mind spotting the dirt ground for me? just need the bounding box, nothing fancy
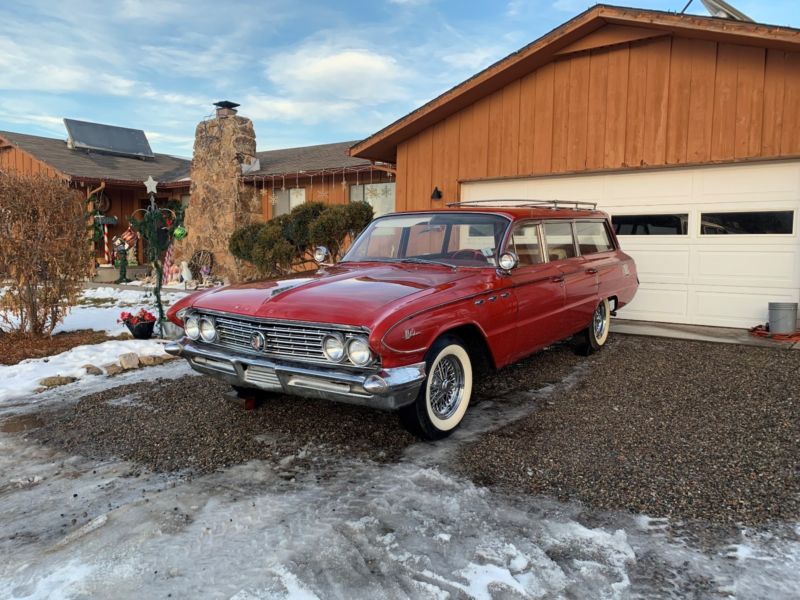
[0,329,128,365]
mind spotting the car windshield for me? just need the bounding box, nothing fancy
[341,212,510,267]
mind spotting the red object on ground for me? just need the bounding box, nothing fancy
[749,324,800,342]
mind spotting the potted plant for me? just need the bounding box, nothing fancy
[119,308,157,339]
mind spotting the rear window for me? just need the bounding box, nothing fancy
[575,221,614,254]
[699,211,794,235]
[612,214,687,235]
[543,222,576,261]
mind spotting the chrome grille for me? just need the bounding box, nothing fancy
[210,314,356,363]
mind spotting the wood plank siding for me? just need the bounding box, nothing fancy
[392,35,800,209]
[0,145,62,179]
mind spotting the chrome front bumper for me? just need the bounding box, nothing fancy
[165,338,426,410]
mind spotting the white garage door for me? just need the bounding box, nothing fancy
[462,161,800,328]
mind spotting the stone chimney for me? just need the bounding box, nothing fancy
[176,101,261,283]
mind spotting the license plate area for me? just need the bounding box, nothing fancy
[243,365,282,390]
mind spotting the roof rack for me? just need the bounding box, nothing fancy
[447,199,598,210]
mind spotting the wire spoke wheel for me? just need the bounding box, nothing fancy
[429,355,465,420]
[593,301,608,340]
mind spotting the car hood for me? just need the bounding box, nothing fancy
[188,263,479,327]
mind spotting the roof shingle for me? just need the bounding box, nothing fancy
[251,141,370,176]
[0,130,191,184]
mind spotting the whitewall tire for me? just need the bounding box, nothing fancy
[584,298,611,353]
[400,335,473,440]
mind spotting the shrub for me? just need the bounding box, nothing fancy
[228,201,374,277]
[0,172,92,336]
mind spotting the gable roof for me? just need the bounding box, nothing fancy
[249,141,370,177]
[0,130,191,185]
[350,4,800,163]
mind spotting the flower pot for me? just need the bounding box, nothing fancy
[127,320,155,340]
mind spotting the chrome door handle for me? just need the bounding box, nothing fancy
[500,292,510,298]
[586,268,598,275]
[550,275,565,283]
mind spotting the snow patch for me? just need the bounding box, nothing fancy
[0,339,169,403]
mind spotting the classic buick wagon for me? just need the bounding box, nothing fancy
[166,201,638,439]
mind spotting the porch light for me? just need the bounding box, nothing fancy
[431,187,443,200]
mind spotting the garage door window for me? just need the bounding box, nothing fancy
[699,211,794,235]
[576,221,614,254]
[612,214,688,235]
[543,222,576,261]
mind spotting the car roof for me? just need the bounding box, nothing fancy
[391,205,609,221]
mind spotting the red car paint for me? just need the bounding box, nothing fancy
[167,207,638,369]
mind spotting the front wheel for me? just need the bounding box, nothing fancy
[580,298,611,355]
[399,335,473,440]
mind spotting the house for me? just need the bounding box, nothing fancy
[246,141,395,220]
[0,116,396,280]
[351,4,800,329]
[0,125,191,267]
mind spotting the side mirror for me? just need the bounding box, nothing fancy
[313,246,331,265]
[498,251,519,272]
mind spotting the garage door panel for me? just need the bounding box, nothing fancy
[694,249,797,288]
[618,285,689,320]
[692,287,799,327]
[625,248,690,283]
[697,163,800,198]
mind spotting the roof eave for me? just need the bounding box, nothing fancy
[350,4,800,163]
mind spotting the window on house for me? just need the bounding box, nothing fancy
[575,221,614,254]
[350,182,395,217]
[699,211,794,235]
[543,222,576,261]
[273,188,306,217]
[612,214,688,235]
[509,222,543,266]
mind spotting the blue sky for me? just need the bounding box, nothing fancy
[1,0,797,157]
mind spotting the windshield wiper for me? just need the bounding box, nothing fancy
[399,257,456,270]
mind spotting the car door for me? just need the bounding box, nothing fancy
[505,221,566,359]
[543,221,598,337]
[575,219,618,308]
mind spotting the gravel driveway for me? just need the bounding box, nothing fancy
[458,335,800,527]
[2,334,798,598]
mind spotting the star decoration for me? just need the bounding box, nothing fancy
[143,176,158,195]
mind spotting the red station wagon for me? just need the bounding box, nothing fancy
[166,201,638,439]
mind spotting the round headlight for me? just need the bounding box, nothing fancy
[199,317,217,342]
[184,316,200,340]
[346,336,372,366]
[322,333,345,362]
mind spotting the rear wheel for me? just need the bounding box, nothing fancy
[579,298,611,355]
[399,335,473,440]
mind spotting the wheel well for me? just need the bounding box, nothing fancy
[440,324,495,375]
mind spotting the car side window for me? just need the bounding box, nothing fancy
[510,222,543,266]
[543,222,577,261]
[575,221,614,254]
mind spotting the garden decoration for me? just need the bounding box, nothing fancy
[118,308,157,340]
[111,234,131,283]
[129,176,186,335]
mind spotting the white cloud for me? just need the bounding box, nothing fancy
[264,44,409,105]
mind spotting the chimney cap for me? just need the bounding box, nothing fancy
[214,100,240,110]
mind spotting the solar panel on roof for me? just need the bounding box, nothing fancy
[63,118,154,159]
